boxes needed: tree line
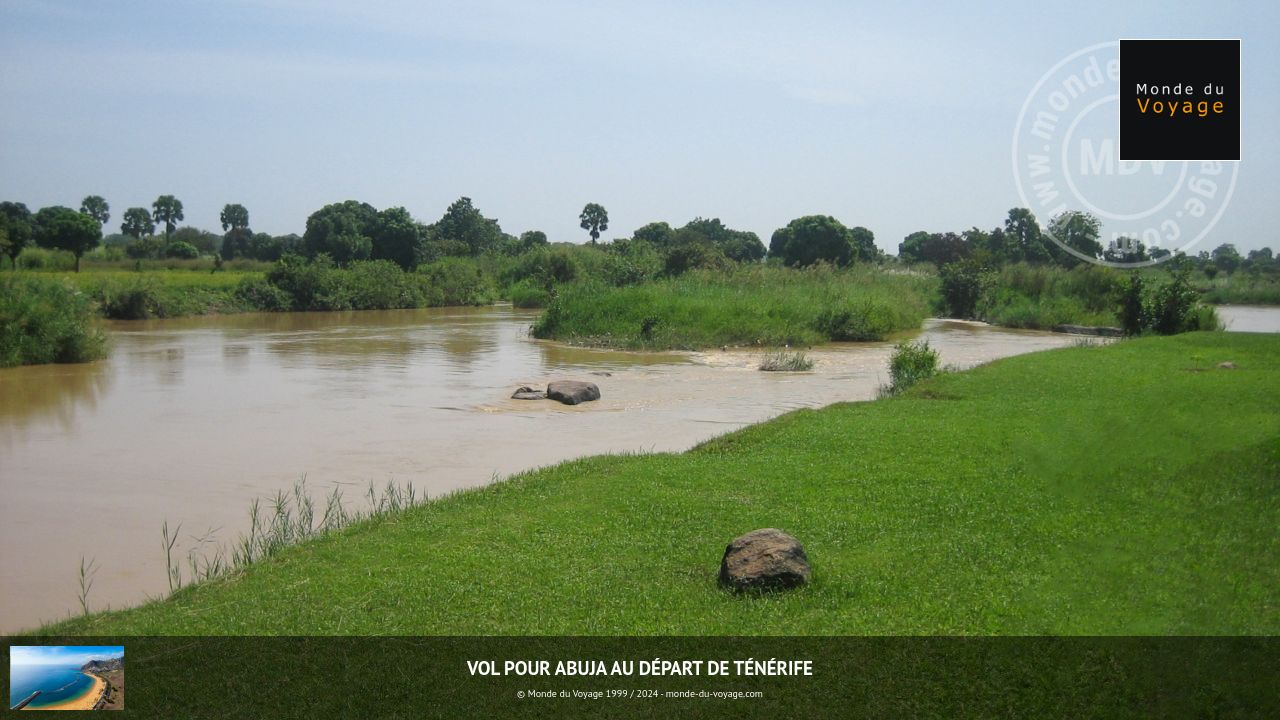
[3,193,1273,278]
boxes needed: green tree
[80,195,110,227]
[579,203,609,245]
[34,205,101,272]
[304,200,378,264]
[770,215,859,267]
[0,201,33,269]
[518,230,548,253]
[1046,211,1102,266]
[849,226,878,263]
[632,221,674,248]
[1002,208,1049,264]
[681,217,765,262]
[152,195,184,241]
[433,197,504,256]
[1211,243,1242,275]
[120,207,155,239]
[220,203,252,260]
[370,206,424,270]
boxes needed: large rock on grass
[718,528,810,592]
[546,380,601,405]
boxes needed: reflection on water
[0,306,1086,632]
[0,362,111,441]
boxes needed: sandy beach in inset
[27,673,105,711]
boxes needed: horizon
[10,646,124,667]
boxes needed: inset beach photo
[9,646,123,711]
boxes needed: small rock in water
[511,386,547,400]
[590,371,612,377]
[718,528,810,592]
[1218,361,1237,370]
[546,380,601,405]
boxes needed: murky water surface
[0,307,1122,631]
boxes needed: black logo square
[1120,39,1240,161]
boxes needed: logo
[1012,41,1238,268]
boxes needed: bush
[94,275,163,319]
[939,260,991,319]
[16,247,76,271]
[509,278,551,308]
[814,301,897,341]
[235,277,292,312]
[165,240,200,259]
[265,254,351,311]
[1148,264,1212,335]
[125,237,166,260]
[345,260,427,310]
[419,257,495,306]
[0,275,107,366]
[886,340,940,395]
[1119,272,1145,336]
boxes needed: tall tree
[433,197,503,256]
[121,207,155,239]
[220,203,252,260]
[0,201,33,269]
[1046,211,1103,265]
[303,200,378,263]
[849,226,878,262]
[34,205,101,272]
[769,215,857,267]
[1003,208,1049,264]
[152,195,184,241]
[1211,243,1242,275]
[80,195,110,227]
[370,206,424,270]
[579,203,609,245]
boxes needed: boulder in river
[546,380,601,405]
[511,386,547,400]
[718,528,810,592]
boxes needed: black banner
[5,636,1278,718]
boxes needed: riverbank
[533,265,937,349]
[28,673,105,711]
[34,331,1279,635]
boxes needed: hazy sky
[2,0,1276,252]
[10,645,123,666]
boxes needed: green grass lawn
[40,332,1279,636]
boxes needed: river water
[5,305,1272,632]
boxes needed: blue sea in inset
[9,664,94,709]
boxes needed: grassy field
[533,264,937,349]
[37,331,1278,636]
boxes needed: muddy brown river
[0,306,1138,632]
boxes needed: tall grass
[759,349,814,371]
[0,275,107,366]
[977,263,1123,329]
[1199,274,1280,305]
[533,263,936,349]
[162,478,426,593]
